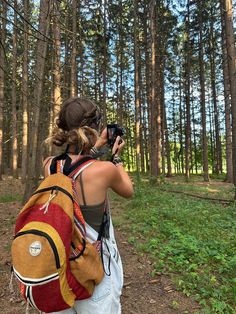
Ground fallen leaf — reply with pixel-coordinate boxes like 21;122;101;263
124;281;132;287
149;279;158;284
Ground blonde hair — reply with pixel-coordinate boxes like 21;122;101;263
51;126;98;153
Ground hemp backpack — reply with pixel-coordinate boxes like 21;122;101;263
11;154;105;313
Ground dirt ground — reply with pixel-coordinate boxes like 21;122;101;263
0;178;201;314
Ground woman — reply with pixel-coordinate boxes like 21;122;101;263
43;97;134;314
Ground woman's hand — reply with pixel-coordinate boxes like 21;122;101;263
94;128;108;148
112;136;125;156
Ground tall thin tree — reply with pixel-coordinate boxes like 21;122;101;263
220;0;233;182
21;0;29;183
184;0;191;180
0;1;7;180
23;0;52;201
198;1;209;182
222;0;236;196
11;0;18;178
134;0;141;173
150;0;158;176
71;0;78;97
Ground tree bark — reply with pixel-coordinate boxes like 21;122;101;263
0;1;7;180
144;4;150;173
21;0;29;183
223;0;236;197
102;0;107;125
163;97;172;177
199;1;209;182
221;0;234;183
210;10;222;175
179;79;184;174
191;89;198;174
63;8;70;100
53;0;61;115
11;0;18;178
71;0;78;97
156;3;162;176
23;0;51;202
150;0;158;176
184;0;191;180
134;0;141;174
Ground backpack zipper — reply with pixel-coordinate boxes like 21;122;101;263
14;229;60;269
26;286;39;310
33;185;73;203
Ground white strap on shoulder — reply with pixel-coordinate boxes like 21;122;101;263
73;161;95;180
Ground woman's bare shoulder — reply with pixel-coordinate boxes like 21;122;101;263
94;160;117;171
91;160;121;181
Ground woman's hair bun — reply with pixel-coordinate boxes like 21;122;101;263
47;97;100;152
52;127;68;146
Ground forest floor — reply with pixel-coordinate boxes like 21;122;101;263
1;175;233;313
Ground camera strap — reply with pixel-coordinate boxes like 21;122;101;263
111;149;119;162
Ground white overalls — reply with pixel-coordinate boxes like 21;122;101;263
48;219;123;314
47;160;124;314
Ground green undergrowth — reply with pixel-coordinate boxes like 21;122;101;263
111;176;236;314
0;194;22;203
162;175;235;200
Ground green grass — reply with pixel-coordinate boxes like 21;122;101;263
0;194;22;203
111;177;236;314
159;175;235;200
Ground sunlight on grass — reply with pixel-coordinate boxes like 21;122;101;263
111;177;236;313
207;188;219;193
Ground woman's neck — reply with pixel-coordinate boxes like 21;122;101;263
66;144;91;156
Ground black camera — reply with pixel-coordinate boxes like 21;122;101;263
107;124;125;147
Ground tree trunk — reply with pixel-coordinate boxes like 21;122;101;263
156;3;162;176
150;0;158;176
179;80;184;174
11;0;18;178
23;0;51;202
172;89;178;174
184;0;191;180
221;0;234;183
144;4;150;173
138;50;145;173
21;0;29;183
210;11;222;175
134;0;141;174
209;102;215;172
53;0;61;114
49;0;62;155
223;0;236;197
191;91;198;174
0;2;7;180
71;0;78;97
63;8;70;100
163;97;172;177
199;2;209;182
102;0;107;125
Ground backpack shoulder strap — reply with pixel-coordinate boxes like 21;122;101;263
50;153;72;174
67;156;96;179
50;154;95;177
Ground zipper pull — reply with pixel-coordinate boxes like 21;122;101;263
39;189;58;214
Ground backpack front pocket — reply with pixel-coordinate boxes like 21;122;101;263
12;229;61;283
11;221;66;282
